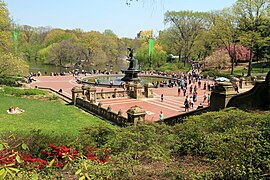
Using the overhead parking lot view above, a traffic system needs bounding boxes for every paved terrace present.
[30,75,253,122]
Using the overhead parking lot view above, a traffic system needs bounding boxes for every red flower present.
[54,162,63,168]
[103,156,109,163]
[60,145,70,153]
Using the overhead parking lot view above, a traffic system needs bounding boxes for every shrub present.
[0,86,46,96]
[0,76,22,87]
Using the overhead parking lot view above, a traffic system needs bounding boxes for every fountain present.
[121,48,141,83]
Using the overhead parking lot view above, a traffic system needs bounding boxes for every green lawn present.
[0,95,116,136]
[221,62,270,77]
[203,62,270,78]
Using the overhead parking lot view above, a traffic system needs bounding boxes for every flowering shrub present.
[0,143,110,179]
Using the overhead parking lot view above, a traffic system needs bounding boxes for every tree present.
[234,0,270,76]
[136,42,166,69]
[225,44,252,64]
[43,29,78,46]
[47,40,86,67]
[158,28,183,63]
[164,11,210,67]
[78,31,104,66]
[209,8,240,75]
[205,49,231,70]
[0,0,12,53]
[102,30,120,65]
[0,52,29,76]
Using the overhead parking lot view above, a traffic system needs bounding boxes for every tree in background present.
[47,40,86,67]
[234,0,270,76]
[205,49,231,70]
[18,25,51,61]
[209,8,240,75]
[0,0,12,53]
[225,44,252,64]
[102,29,121,66]
[0,0,29,77]
[0,52,29,76]
[136,42,166,70]
[158,28,184,64]
[164,11,210,67]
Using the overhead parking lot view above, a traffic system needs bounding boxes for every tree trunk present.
[231,43,236,75]
[184,56,188,67]
[178,53,181,63]
[247,46,253,76]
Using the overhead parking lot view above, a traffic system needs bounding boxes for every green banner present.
[149,38,154,57]
[12,30,19,42]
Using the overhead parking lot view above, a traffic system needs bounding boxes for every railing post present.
[127,105,146,126]
[210,82,237,111]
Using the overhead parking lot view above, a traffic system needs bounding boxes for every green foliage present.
[0,108,269,179]
[79,125,116,147]
[0,53,29,76]
[0,0,12,53]
[0,76,23,87]
[0,86,46,96]
[155,62,191,73]
[0,94,115,136]
[201,67,231,79]
[171,108,270,179]
[136,42,167,69]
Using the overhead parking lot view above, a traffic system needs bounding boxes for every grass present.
[224,62,270,76]
[203,61,270,78]
[155,62,191,73]
[0,95,116,137]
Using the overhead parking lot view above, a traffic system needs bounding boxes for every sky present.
[5,0,236,38]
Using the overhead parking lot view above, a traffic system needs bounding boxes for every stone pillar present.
[113,88,117,98]
[239,77,245,89]
[251,76,257,85]
[210,82,237,111]
[230,77,239,87]
[134,83,143,99]
[144,83,154,98]
[81,84,90,100]
[88,86,97,102]
[127,82,135,98]
[127,105,146,126]
[71,86,83,105]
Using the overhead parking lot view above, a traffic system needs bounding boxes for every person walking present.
[161,94,164,102]
[159,111,164,121]
[189,85,193,94]
[202,92,207,103]
[184,98,190,112]
[189,96,194,108]
[178,86,181,96]
[183,88,186,97]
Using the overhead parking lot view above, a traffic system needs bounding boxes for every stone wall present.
[227,71,270,110]
[75,98,129,126]
[161,107,210,125]
[96,89,127,100]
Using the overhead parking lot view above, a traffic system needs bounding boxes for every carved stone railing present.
[75,98,129,126]
[227,70,270,110]
[159,107,210,126]
[96,89,128,100]
[75,98,147,126]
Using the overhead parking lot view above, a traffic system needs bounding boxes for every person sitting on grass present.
[8,106,25,114]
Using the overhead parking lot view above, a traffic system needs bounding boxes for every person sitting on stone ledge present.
[197,103,203,109]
